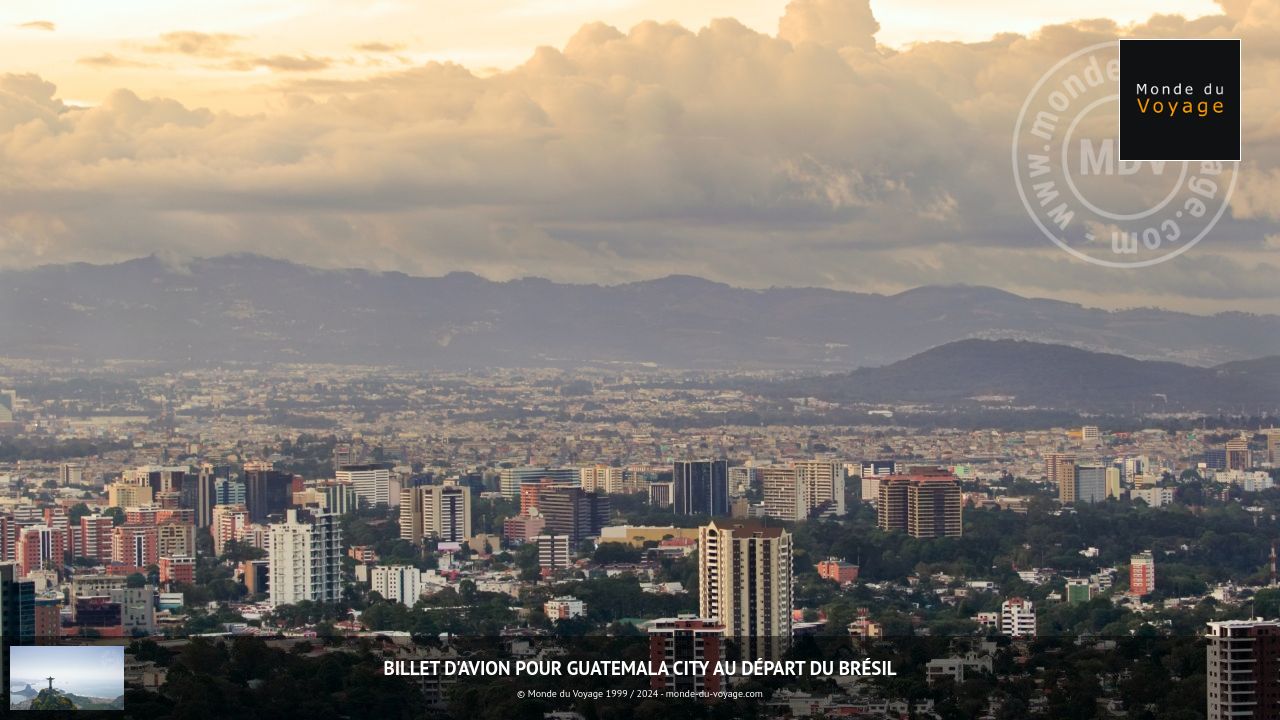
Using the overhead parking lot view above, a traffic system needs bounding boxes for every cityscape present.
[4,0,1280,718]
[0,356,1278,718]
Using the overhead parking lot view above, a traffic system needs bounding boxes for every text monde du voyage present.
[1134,82,1228,118]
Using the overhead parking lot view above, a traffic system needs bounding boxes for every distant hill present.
[1,254,1278,369]
[775,339,1280,413]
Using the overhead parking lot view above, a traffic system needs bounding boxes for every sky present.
[1,0,1278,314]
[9,646,125,697]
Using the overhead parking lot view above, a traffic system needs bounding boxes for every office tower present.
[215,478,247,506]
[296,480,356,516]
[333,443,356,469]
[79,515,115,563]
[760,466,809,521]
[111,525,159,569]
[1267,430,1280,465]
[859,460,895,503]
[0,563,35,642]
[211,504,251,556]
[674,460,729,516]
[1130,551,1155,597]
[648,616,724,693]
[371,565,424,606]
[728,466,760,498]
[1206,620,1280,720]
[17,525,64,576]
[499,467,580,500]
[1074,464,1108,504]
[536,534,572,575]
[540,487,610,544]
[244,461,294,522]
[877,470,962,538]
[337,462,395,508]
[579,465,624,494]
[649,481,674,508]
[1226,436,1251,472]
[401,481,473,545]
[195,463,233,529]
[268,509,343,606]
[698,520,793,660]
[157,522,195,559]
[108,482,154,508]
[129,465,190,496]
[760,462,847,520]
[1000,597,1036,637]
[1081,425,1101,444]
[1045,453,1077,503]
[520,476,579,516]
[59,462,84,486]
[1105,467,1123,499]
[794,461,846,517]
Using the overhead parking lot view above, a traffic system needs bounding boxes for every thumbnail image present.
[9,646,124,711]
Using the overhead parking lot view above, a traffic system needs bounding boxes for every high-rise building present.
[1226,436,1251,472]
[674,460,729,516]
[1045,453,1078,503]
[79,515,115,563]
[648,481,674,508]
[760,462,846,520]
[647,616,724,694]
[212,504,252,556]
[195,463,233,529]
[17,525,64,576]
[540,487,610,544]
[1074,464,1108,504]
[0,563,36,643]
[1000,597,1036,637]
[268,509,343,606]
[536,534,572,576]
[371,565,424,606]
[337,463,395,508]
[59,462,85,487]
[1081,425,1101,445]
[1206,620,1280,720]
[876,470,963,538]
[579,465,624,494]
[400,481,473,544]
[294,480,356,516]
[111,524,158,569]
[499,467,580,500]
[107,482,154,508]
[156,522,195,559]
[1130,551,1155,597]
[1266,430,1280,465]
[698,520,793,660]
[244,461,295,522]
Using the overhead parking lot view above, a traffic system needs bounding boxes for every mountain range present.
[774,339,1280,413]
[1,254,1278,370]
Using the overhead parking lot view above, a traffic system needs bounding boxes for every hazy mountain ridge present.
[2,254,1278,369]
[775,339,1280,413]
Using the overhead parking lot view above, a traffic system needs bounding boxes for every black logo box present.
[1119,38,1241,161]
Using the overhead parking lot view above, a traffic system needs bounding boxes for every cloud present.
[77,54,158,69]
[1,1,1280,313]
[354,42,406,53]
[778,0,879,50]
[226,55,332,72]
[18,21,55,32]
[144,31,243,58]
